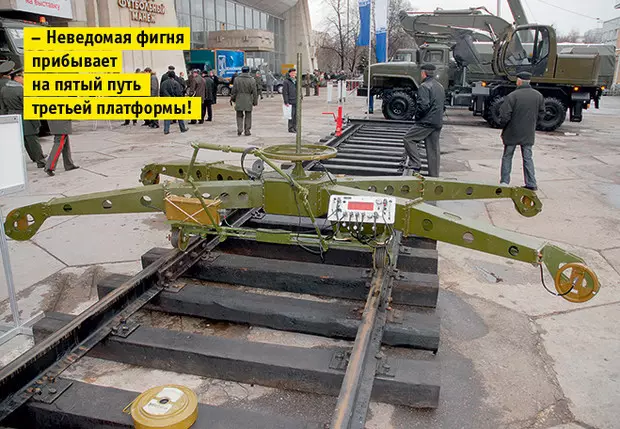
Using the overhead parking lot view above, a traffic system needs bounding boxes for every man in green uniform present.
[0,60,15,114]
[45,119,79,176]
[0,66,47,168]
[230,66,258,136]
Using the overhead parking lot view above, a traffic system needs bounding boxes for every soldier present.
[282,68,300,133]
[498,71,545,191]
[45,119,79,176]
[254,70,263,100]
[230,65,258,136]
[265,69,275,98]
[0,66,47,168]
[189,69,206,124]
[402,63,445,177]
[0,60,15,114]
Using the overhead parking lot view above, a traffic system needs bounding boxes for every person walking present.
[45,119,79,176]
[160,70,189,135]
[498,71,545,191]
[0,66,47,168]
[203,72,215,121]
[282,68,300,133]
[402,64,445,177]
[265,69,275,98]
[210,70,219,104]
[189,69,207,124]
[254,70,263,100]
[144,67,160,129]
[230,65,258,136]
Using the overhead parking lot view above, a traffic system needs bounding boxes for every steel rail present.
[0,208,256,422]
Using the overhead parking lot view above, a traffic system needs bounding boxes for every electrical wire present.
[533,0,600,21]
[539,264,575,297]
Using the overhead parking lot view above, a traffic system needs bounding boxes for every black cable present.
[292,185,326,261]
[539,264,575,297]
[315,162,337,185]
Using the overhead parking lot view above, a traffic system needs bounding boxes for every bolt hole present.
[521,196,535,208]
[178,168,184,176]
[26,214,35,226]
[435,185,444,195]
[238,192,249,201]
[196,170,202,179]
[401,185,410,194]
[227,176,233,180]
[463,232,474,244]
[158,398,169,405]
[422,219,433,231]
[465,187,474,196]
[140,196,152,207]
[202,193,211,199]
[495,188,502,195]
[217,174,223,181]
[102,200,113,209]
[63,204,73,212]
[219,193,229,201]
[368,185,377,192]
[509,246,519,257]
[384,185,394,195]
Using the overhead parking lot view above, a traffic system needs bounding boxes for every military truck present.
[359,8,614,131]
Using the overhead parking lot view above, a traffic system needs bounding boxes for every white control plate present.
[327,195,396,224]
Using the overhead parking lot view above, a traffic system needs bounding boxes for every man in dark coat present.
[0,66,47,168]
[0,60,15,115]
[402,63,445,177]
[230,66,258,136]
[189,69,206,124]
[123,68,142,126]
[254,70,263,100]
[45,119,79,176]
[203,73,215,121]
[160,70,189,135]
[209,70,219,104]
[282,68,300,133]
[498,71,545,191]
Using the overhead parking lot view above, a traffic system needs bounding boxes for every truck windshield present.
[391,53,413,62]
[6,28,24,54]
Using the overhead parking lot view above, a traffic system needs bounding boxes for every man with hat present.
[498,71,545,191]
[402,63,445,177]
[0,60,16,114]
[282,68,300,133]
[0,65,47,168]
[188,69,206,124]
[230,65,258,136]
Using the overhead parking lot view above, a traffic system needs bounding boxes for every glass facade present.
[176,0,285,71]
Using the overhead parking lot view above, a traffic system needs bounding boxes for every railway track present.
[0,120,440,429]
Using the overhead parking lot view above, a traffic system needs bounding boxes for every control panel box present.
[327,195,396,224]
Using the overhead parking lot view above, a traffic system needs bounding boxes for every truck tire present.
[485,96,505,128]
[383,92,416,121]
[537,97,567,131]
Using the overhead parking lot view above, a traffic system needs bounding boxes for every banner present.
[357,0,370,46]
[375,0,388,62]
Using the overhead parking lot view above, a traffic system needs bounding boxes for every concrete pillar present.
[283,0,315,72]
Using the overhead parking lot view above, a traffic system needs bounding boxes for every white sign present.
[12,0,74,19]
[0,116,27,196]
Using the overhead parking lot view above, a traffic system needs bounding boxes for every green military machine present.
[360,4,614,131]
[4,139,601,304]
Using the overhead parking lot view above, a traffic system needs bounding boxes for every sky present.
[308,0,620,35]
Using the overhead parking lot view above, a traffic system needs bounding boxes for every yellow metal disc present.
[130,385,198,429]
[554,262,600,303]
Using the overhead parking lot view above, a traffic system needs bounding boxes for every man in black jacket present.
[498,71,545,191]
[282,68,300,133]
[209,70,219,104]
[402,64,445,177]
[188,69,206,124]
[160,71,189,134]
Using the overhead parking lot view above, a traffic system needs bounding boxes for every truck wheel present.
[537,97,567,131]
[485,96,505,128]
[383,92,415,121]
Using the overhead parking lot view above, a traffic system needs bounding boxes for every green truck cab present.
[360,10,613,131]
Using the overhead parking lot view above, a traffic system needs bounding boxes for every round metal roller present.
[554,262,600,303]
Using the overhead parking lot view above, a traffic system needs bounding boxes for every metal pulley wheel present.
[554,262,600,303]
[374,246,389,269]
[170,228,190,251]
[128,384,198,429]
